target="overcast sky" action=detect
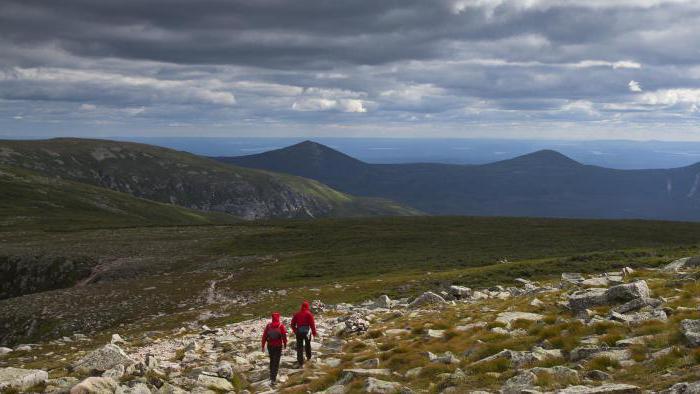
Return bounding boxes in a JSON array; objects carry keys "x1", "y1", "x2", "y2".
[{"x1": 2, "y1": 0, "x2": 700, "y2": 140}]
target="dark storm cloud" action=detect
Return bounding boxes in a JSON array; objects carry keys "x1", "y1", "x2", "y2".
[{"x1": 2, "y1": 0, "x2": 700, "y2": 138}]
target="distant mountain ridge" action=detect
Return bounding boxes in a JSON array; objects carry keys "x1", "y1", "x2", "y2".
[
  {"x1": 0, "y1": 138, "x2": 418, "y2": 220},
  {"x1": 218, "y1": 140, "x2": 700, "y2": 221}
]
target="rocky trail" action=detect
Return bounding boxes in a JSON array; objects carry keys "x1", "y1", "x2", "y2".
[{"x1": 2, "y1": 257, "x2": 700, "y2": 393}]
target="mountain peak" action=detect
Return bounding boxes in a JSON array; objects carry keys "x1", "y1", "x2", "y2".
[{"x1": 493, "y1": 149, "x2": 582, "y2": 168}]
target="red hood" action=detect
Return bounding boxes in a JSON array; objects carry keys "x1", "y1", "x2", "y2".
[
  {"x1": 270, "y1": 312, "x2": 281, "y2": 327},
  {"x1": 301, "y1": 301, "x2": 310, "y2": 311}
]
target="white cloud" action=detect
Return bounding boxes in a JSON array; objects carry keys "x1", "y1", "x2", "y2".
[
  {"x1": 291, "y1": 98, "x2": 367, "y2": 113},
  {"x1": 79, "y1": 103, "x2": 97, "y2": 111},
  {"x1": 380, "y1": 84, "x2": 445, "y2": 103},
  {"x1": 450, "y1": 0, "x2": 697, "y2": 15},
  {"x1": 560, "y1": 100, "x2": 599, "y2": 116},
  {"x1": 638, "y1": 88, "x2": 700, "y2": 110},
  {"x1": 0, "y1": 67, "x2": 236, "y2": 106},
  {"x1": 628, "y1": 80, "x2": 643, "y2": 92}
]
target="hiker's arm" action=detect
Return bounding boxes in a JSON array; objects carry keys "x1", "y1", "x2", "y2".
[
  {"x1": 261, "y1": 327, "x2": 268, "y2": 351},
  {"x1": 311, "y1": 314, "x2": 318, "y2": 337}
]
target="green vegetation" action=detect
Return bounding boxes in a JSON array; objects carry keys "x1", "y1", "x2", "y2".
[
  {"x1": 1, "y1": 215, "x2": 700, "y2": 348},
  {"x1": 0, "y1": 165, "x2": 236, "y2": 230},
  {"x1": 0, "y1": 138, "x2": 418, "y2": 220}
]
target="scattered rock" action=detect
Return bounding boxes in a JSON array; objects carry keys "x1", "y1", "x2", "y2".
[
  {"x1": 197, "y1": 373, "x2": 234, "y2": 392},
  {"x1": 69, "y1": 377, "x2": 118, "y2": 394},
  {"x1": 357, "y1": 358, "x2": 380, "y2": 369},
  {"x1": 216, "y1": 361, "x2": 233, "y2": 379},
  {"x1": 662, "y1": 381, "x2": 700, "y2": 394},
  {"x1": 375, "y1": 295, "x2": 393, "y2": 309},
  {"x1": 663, "y1": 256, "x2": 700, "y2": 272},
  {"x1": 568, "y1": 288, "x2": 608, "y2": 311},
  {"x1": 495, "y1": 311, "x2": 544, "y2": 328},
  {"x1": 0, "y1": 347, "x2": 12, "y2": 356},
  {"x1": 111, "y1": 333, "x2": 126, "y2": 345},
  {"x1": 585, "y1": 370, "x2": 612, "y2": 381},
  {"x1": 557, "y1": 383, "x2": 641, "y2": 394},
  {"x1": 408, "y1": 291, "x2": 448, "y2": 308},
  {"x1": 364, "y1": 377, "x2": 401, "y2": 393},
  {"x1": 501, "y1": 371, "x2": 537, "y2": 394},
  {"x1": 0, "y1": 367, "x2": 49, "y2": 391},
  {"x1": 72, "y1": 344, "x2": 134, "y2": 374},
  {"x1": 427, "y1": 329, "x2": 445, "y2": 338},
  {"x1": 342, "y1": 368, "x2": 392, "y2": 377},
  {"x1": 605, "y1": 281, "x2": 651, "y2": 303},
  {"x1": 612, "y1": 297, "x2": 662, "y2": 314},
  {"x1": 448, "y1": 285, "x2": 472, "y2": 298},
  {"x1": 681, "y1": 319, "x2": 700, "y2": 347}
]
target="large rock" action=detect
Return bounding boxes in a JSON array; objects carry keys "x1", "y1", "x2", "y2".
[
  {"x1": 681, "y1": 319, "x2": 700, "y2": 347},
  {"x1": 0, "y1": 367, "x2": 48, "y2": 391},
  {"x1": 69, "y1": 377, "x2": 119, "y2": 394},
  {"x1": 197, "y1": 373, "x2": 234, "y2": 391},
  {"x1": 364, "y1": 377, "x2": 401, "y2": 393},
  {"x1": 72, "y1": 344, "x2": 135, "y2": 374},
  {"x1": 448, "y1": 285, "x2": 472, "y2": 298},
  {"x1": 116, "y1": 383, "x2": 151, "y2": 394},
  {"x1": 530, "y1": 366, "x2": 579, "y2": 383},
  {"x1": 612, "y1": 297, "x2": 662, "y2": 314},
  {"x1": 495, "y1": 312, "x2": 544, "y2": 328},
  {"x1": 662, "y1": 381, "x2": 700, "y2": 394},
  {"x1": 375, "y1": 295, "x2": 393, "y2": 309},
  {"x1": 663, "y1": 256, "x2": 700, "y2": 272},
  {"x1": 408, "y1": 291, "x2": 447, "y2": 308},
  {"x1": 501, "y1": 371, "x2": 537, "y2": 394},
  {"x1": 557, "y1": 384, "x2": 641, "y2": 394},
  {"x1": 568, "y1": 288, "x2": 608, "y2": 311},
  {"x1": 471, "y1": 347, "x2": 561, "y2": 369},
  {"x1": 605, "y1": 281, "x2": 651, "y2": 303}
]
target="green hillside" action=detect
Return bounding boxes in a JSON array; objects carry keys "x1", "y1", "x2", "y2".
[
  {"x1": 0, "y1": 138, "x2": 418, "y2": 220},
  {"x1": 0, "y1": 165, "x2": 237, "y2": 230},
  {"x1": 2, "y1": 216, "x2": 700, "y2": 346}
]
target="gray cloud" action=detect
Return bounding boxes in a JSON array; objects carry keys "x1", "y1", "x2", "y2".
[{"x1": 1, "y1": 0, "x2": 700, "y2": 139}]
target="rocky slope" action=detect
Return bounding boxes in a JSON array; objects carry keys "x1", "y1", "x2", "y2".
[
  {"x1": 0, "y1": 139, "x2": 418, "y2": 220},
  {"x1": 2, "y1": 258, "x2": 700, "y2": 393}
]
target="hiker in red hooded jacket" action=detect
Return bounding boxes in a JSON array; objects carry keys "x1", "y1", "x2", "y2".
[
  {"x1": 261, "y1": 312, "x2": 287, "y2": 386},
  {"x1": 290, "y1": 301, "x2": 317, "y2": 367}
]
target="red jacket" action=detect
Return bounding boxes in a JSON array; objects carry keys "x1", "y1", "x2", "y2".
[
  {"x1": 291, "y1": 301, "x2": 317, "y2": 337},
  {"x1": 262, "y1": 312, "x2": 288, "y2": 349}
]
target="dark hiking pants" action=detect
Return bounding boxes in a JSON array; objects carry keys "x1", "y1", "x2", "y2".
[
  {"x1": 296, "y1": 333, "x2": 312, "y2": 365},
  {"x1": 268, "y1": 345, "x2": 282, "y2": 382}
]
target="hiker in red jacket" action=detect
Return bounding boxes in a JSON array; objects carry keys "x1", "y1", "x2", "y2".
[
  {"x1": 290, "y1": 301, "x2": 317, "y2": 367},
  {"x1": 261, "y1": 312, "x2": 287, "y2": 386}
]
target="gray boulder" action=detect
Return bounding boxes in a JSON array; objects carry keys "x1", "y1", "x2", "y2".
[
  {"x1": 197, "y1": 373, "x2": 234, "y2": 391},
  {"x1": 0, "y1": 367, "x2": 49, "y2": 391},
  {"x1": 72, "y1": 344, "x2": 134, "y2": 374},
  {"x1": 664, "y1": 257, "x2": 700, "y2": 272},
  {"x1": 408, "y1": 291, "x2": 447, "y2": 308},
  {"x1": 501, "y1": 371, "x2": 537, "y2": 394},
  {"x1": 375, "y1": 295, "x2": 393, "y2": 309},
  {"x1": 605, "y1": 281, "x2": 651, "y2": 303},
  {"x1": 364, "y1": 377, "x2": 401, "y2": 393},
  {"x1": 216, "y1": 361, "x2": 233, "y2": 379},
  {"x1": 612, "y1": 297, "x2": 662, "y2": 314},
  {"x1": 568, "y1": 288, "x2": 608, "y2": 311},
  {"x1": 448, "y1": 285, "x2": 472, "y2": 298},
  {"x1": 69, "y1": 377, "x2": 119, "y2": 394},
  {"x1": 681, "y1": 319, "x2": 700, "y2": 347},
  {"x1": 557, "y1": 384, "x2": 641, "y2": 394},
  {"x1": 662, "y1": 381, "x2": 700, "y2": 394}
]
